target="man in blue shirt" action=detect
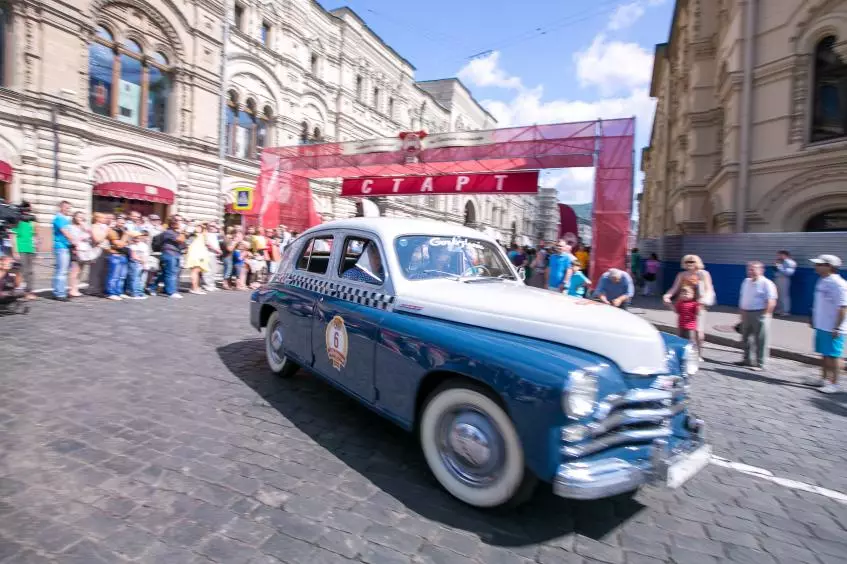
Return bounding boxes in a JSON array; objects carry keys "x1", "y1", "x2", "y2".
[
  {"x1": 774, "y1": 250, "x2": 796, "y2": 316},
  {"x1": 595, "y1": 268, "x2": 635, "y2": 309},
  {"x1": 52, "y1": 200, "x2": 74, "y2": 301},
  {"x1": 546, "y1": 241, "x2": 573, "y2": 293}
]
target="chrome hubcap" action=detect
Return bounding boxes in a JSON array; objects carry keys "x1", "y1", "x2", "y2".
[
  {"x1": 268, "y1": 323, "x2": 284, "y2": 365},
  {"x1": 438, "y1": 408, "x2": 503, "y2": 487}
]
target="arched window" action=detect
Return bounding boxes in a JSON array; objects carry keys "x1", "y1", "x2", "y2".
[
  {"x1": 355, "y1": 75, "x2": 363, "y2": 101},
  {"x1": 811, "y1": 36, "x2": 847, "y2": 143},
  {"x1": 225, "y1": 94, "x2": 272, "y2": 159},
  {"x1": 88, "y1": 26, "x2": 173, "y2": 131},
  {"x1": 312, "y1": 127, "x2": 322, "y2": 142},
  {"x1": 804, "y1": 209, "x2": 847, "y2": 231},
  {"x1": 255, "y1": 106, "x2": 272, "y2": 159},
  {"x1": 388, "y1": 97, "x2": 394, "y2": 119},
  {"x1": 300, "y1": 121, "x2": 309, "y2": 144},
  {"x1": 373, "y1": 87, "x2": 379, "y2": 110}
]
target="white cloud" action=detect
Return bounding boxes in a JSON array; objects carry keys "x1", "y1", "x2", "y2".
[
  {"x1": 606, "y1": 0, "x2": 668, "y2": 31},
  {"x1": 607, "y1": 2, "x2": 645, "y2": 31},
  {"x1": 457, "y1": 38, "x2": 656, "y2": 206},
  {"x1": 457, "y1": 51, "x2": 523, "y2": 90},
  {"x1": 574, "y1": 35, "x2": 654, "y2": 96}
]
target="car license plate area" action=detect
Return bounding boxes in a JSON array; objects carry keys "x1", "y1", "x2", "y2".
[{"x1": 667, "y1": 444, "x2": 711, "y2": 489}]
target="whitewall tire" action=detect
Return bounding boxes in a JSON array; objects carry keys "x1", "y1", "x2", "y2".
[
  {"x1": 419, "y1": 382, "x2": 535, "y2": 508},
  {"x1": 265, "y1": 311, "x2": 297, "y2": 378}
]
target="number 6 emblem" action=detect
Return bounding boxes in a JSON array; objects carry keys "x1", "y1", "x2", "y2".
[{"x1": 325, "y1": 315, "x2": 349, "y2": 370}]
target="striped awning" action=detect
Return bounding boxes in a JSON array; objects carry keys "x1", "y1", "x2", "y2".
[{"x1": 93, "y1": 163, "x2": 175, "y2": 204}]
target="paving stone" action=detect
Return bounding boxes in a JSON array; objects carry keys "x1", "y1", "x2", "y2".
[
  {"x1": 198, "y1": 535, "x2": 260, "y2": 564},
  {"x1": 4, "y1": 294, "x2": 847, "y2": 564}
]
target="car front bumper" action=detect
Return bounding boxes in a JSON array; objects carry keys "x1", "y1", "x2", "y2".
[{"x1": 553, "y1": 418, "x2": 708, "y2": 501}]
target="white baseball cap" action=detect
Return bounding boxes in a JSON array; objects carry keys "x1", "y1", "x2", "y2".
[{"x1": 810, "y1": 254, "x2": 842, "y2": 268}]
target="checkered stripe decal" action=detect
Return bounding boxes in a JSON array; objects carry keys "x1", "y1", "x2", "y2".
[{"x1": 285, "y1": 273, "x2": 396, "y2": 311}]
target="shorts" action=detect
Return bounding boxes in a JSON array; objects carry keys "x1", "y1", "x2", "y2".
[{"x1": 815, "y1": 329, "x2": 845, "y2": 358}]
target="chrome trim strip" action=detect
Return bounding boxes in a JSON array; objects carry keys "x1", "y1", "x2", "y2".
[
  {"x1": 562, "y1": 427, "x2": 673, "y2": 458},
  {"x1": 554, "y1": 458, "x2": 649, "y2": 500},
  {"x1": 588, "y1": 408, "x2": 673, "y2": 436}
]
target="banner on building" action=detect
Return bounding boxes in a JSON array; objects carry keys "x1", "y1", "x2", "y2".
[
  {"x1": 340, "y1": 171, "x2": 539, "y2": 197},
  {"x1": 558, "y1": 204, "x2": 578, "y2": 243}
]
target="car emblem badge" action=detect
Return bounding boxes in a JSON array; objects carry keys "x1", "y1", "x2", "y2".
[{"x1": 325, "y1": 315, "x2": 349, "y2": 370}]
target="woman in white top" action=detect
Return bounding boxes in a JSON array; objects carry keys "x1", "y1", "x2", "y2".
[
  {"x1": 663, "y1": 254, "x2": 715, "y2": 361},
  {"x1": 68, "y1": 212, "x2": 97, "y2": 298}
]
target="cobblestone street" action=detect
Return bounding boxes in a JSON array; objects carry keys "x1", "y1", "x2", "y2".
[{"x1": 2, "y1": 292, "x2": 847, "y2": 563}]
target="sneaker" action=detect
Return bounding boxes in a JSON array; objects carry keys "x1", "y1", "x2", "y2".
[
  {"x1": 107, "y1": 295, "x2": 122, "y2": 301},
  {"x1": 121, "y1": 294, "x2": 131, "y2": 299},
  {"x1": 820, "y1": 383, "x2": 842, "y2": 394},
  {"x1": 168, "y1": 293, "x2": 183, "y2": 299},
  {"x1": 189, "y1": 289, "x2": 207, "y2": 295},
  {"x1": 131, "y1": 295, "x2": 148, "y2": 300},
  {"x1": 804, "y1": 376, "x2": 825, "y2": 386}
]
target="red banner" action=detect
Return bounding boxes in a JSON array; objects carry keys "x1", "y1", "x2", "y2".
[{"x1": 340, "y1": 171, "x2": 539, "y2": 197}]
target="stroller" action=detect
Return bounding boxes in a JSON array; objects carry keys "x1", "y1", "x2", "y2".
[{"x1": 0, "y1": 255, "x2": 28, "y2": 314}]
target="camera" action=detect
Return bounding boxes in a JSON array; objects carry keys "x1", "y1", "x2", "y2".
[{"x1": 0, "y1": 200, "x2": 35, "y2": 240}]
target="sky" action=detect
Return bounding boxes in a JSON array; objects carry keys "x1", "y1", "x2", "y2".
[{"x1": 317, "y1": 0, "x2": 675, "y2": 205}]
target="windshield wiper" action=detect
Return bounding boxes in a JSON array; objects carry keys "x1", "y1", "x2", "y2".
[
  {"x1": 421, "y1": 270, "x2": 462, "y2": 280},
  {"x1": 464, "y1": 274, "x2": 516, "y2": 283}
]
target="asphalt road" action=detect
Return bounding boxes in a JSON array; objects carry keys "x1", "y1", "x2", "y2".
[{"x1": 1, "y1": 291, "x2": 846, "y2": 564}]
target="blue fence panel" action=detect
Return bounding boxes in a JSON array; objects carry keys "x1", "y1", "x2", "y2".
[{"x1": 640, "y1": 232, "x2": 847, "y2": 316}]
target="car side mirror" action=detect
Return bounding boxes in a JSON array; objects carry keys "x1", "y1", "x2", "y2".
[{"x1": 517, "y1": 267, "x2": 526, "y2": 281}]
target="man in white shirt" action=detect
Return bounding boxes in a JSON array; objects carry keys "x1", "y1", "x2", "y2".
[
  {"x1": 806, "y1": 254, "x2": 847, "y2": 394},
  {"x1": 774, "y1": 250, "x2": 796, "y2": 316},
  {"x1": 735, "y1": 261, "x2": 778, "y2": 370}
]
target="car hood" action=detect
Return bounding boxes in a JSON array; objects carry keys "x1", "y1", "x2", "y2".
[{"x1": 395, "y1": 280, "x2": 668, "y2": 375}]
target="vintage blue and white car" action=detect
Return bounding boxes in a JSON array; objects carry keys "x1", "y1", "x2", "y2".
[{"x1": 250, "y1": 218, "x2": 709, "y2": 508}]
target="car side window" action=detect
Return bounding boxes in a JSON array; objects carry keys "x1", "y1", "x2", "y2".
[
  {"x1": 337, "y1": 236, "x2": 384, "y2": 286},
  {"x1": 295, "y1": 235, "x2": 334, "y2": 275}
]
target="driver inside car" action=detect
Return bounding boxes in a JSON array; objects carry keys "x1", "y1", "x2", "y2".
[{"x1": 341, "y1": 242, "x2": 384, "y2": 285}]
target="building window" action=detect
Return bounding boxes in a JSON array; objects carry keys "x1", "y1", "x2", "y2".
[
  {"x1": 811, "y1": 36, "x2": 847, "y2": 143},
  {"x1": 261, "y1": 21, "x2": 270, "y2": 45},
  {"x1": 312, "y1": 127, "x2": 322, "y2": 142},
  {"x1": 234, "y1": 4, "x2": 244, "y2": 31},
  {"x1": 355, "y1": 75, "x2": 363, "y2": 101},
  {"x1": 300, "y1": 121, "x2": 309, "y2": 144},
  {"x1": 0, "y1": 5, "x2": 9, "y2": 87},
  {"x1": 310, "y1": 53, "x2": 319, "y2": 75},
  {"x1": 372, "y1": 87, "x2": 379, "y2": 110},
  {"x1": 88, "y1": 26, "x2": 172, "y2": 131},
  {"x1": 804, "y1": 209, "x2": 847, "y2": 231},
  {"x1": 388, "y1": 97, "x2": 394, "y2": 119},
  {"x1": 225, "y1": 93, "x2": 272, "y2": 159}
]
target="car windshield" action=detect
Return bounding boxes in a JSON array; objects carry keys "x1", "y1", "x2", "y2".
[{"x1": 394, "y1": 235, "x2": 516, "y2": 281}]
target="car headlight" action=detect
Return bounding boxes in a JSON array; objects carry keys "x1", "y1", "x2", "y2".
[
  {"x1": 564, "y1": 370, "x2": 598, "y2": 419},
  {"x1": 682, "y1": 343, "x2": 699, "y2": 376}
]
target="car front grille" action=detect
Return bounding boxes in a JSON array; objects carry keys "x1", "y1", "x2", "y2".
[{"x1": 562, "y1": 381, "x2": 686, "y2": 459}]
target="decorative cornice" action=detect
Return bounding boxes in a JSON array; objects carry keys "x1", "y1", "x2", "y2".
[{"x1": 758, "y1": 164, "x2": 847, "y2": 216}]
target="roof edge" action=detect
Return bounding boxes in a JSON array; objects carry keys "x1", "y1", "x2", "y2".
[{"x1": 329, "y1": 6, "x2": 417, "y2": 71}]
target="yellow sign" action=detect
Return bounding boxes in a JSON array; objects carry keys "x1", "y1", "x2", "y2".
[
  {"x1": 325, "y1": 315, "x2": 349, "y2": 370},
  {"x1": 232, "y1": 187, "x2": 253, "y2": 211}
]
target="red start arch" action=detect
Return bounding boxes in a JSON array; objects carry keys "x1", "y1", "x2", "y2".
[{"x1": 254, "y1": 118, "x2": 634, "y2": 277}]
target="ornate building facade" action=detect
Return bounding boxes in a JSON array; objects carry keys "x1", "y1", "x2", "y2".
[
  {"x1": 640, "y1": 0, "x2": 847, "y2": 238},
  {"x1": 0, "y1": 0, "x2": 540, "y2": 245}
]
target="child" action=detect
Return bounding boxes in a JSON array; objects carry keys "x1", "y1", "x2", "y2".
[
  {"x1": 233, "y1": 241, "x2": 248, "y2": 290},
  {"x1": 128, "y1": 233, "x2": 150, "y2": 300},
  {"x1": 566, "y1": 262, "x2": 592, "y2": 297},
  {"x1": 674, "y1": 286, "x2": 700, "y2": 353}
]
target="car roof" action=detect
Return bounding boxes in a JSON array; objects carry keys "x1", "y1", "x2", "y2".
[{"x1": 301, "y1": 217, "x2": 499, "y2": 244}]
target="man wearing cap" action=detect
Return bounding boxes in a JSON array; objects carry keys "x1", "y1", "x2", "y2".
[{"x1": 806, "y1": 254, "x2": 847, "y2": 394}]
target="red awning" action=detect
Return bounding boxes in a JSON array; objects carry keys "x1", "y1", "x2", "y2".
[
  {"x1": 0, "y1": 160, "x2": 13, "y2": 183},
  {"x1": 93, "y1": 182, "x2": 174, "y2": 204},
  {"x1": 93, "y1": 162, "x2": 176, "y2": 204}
]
